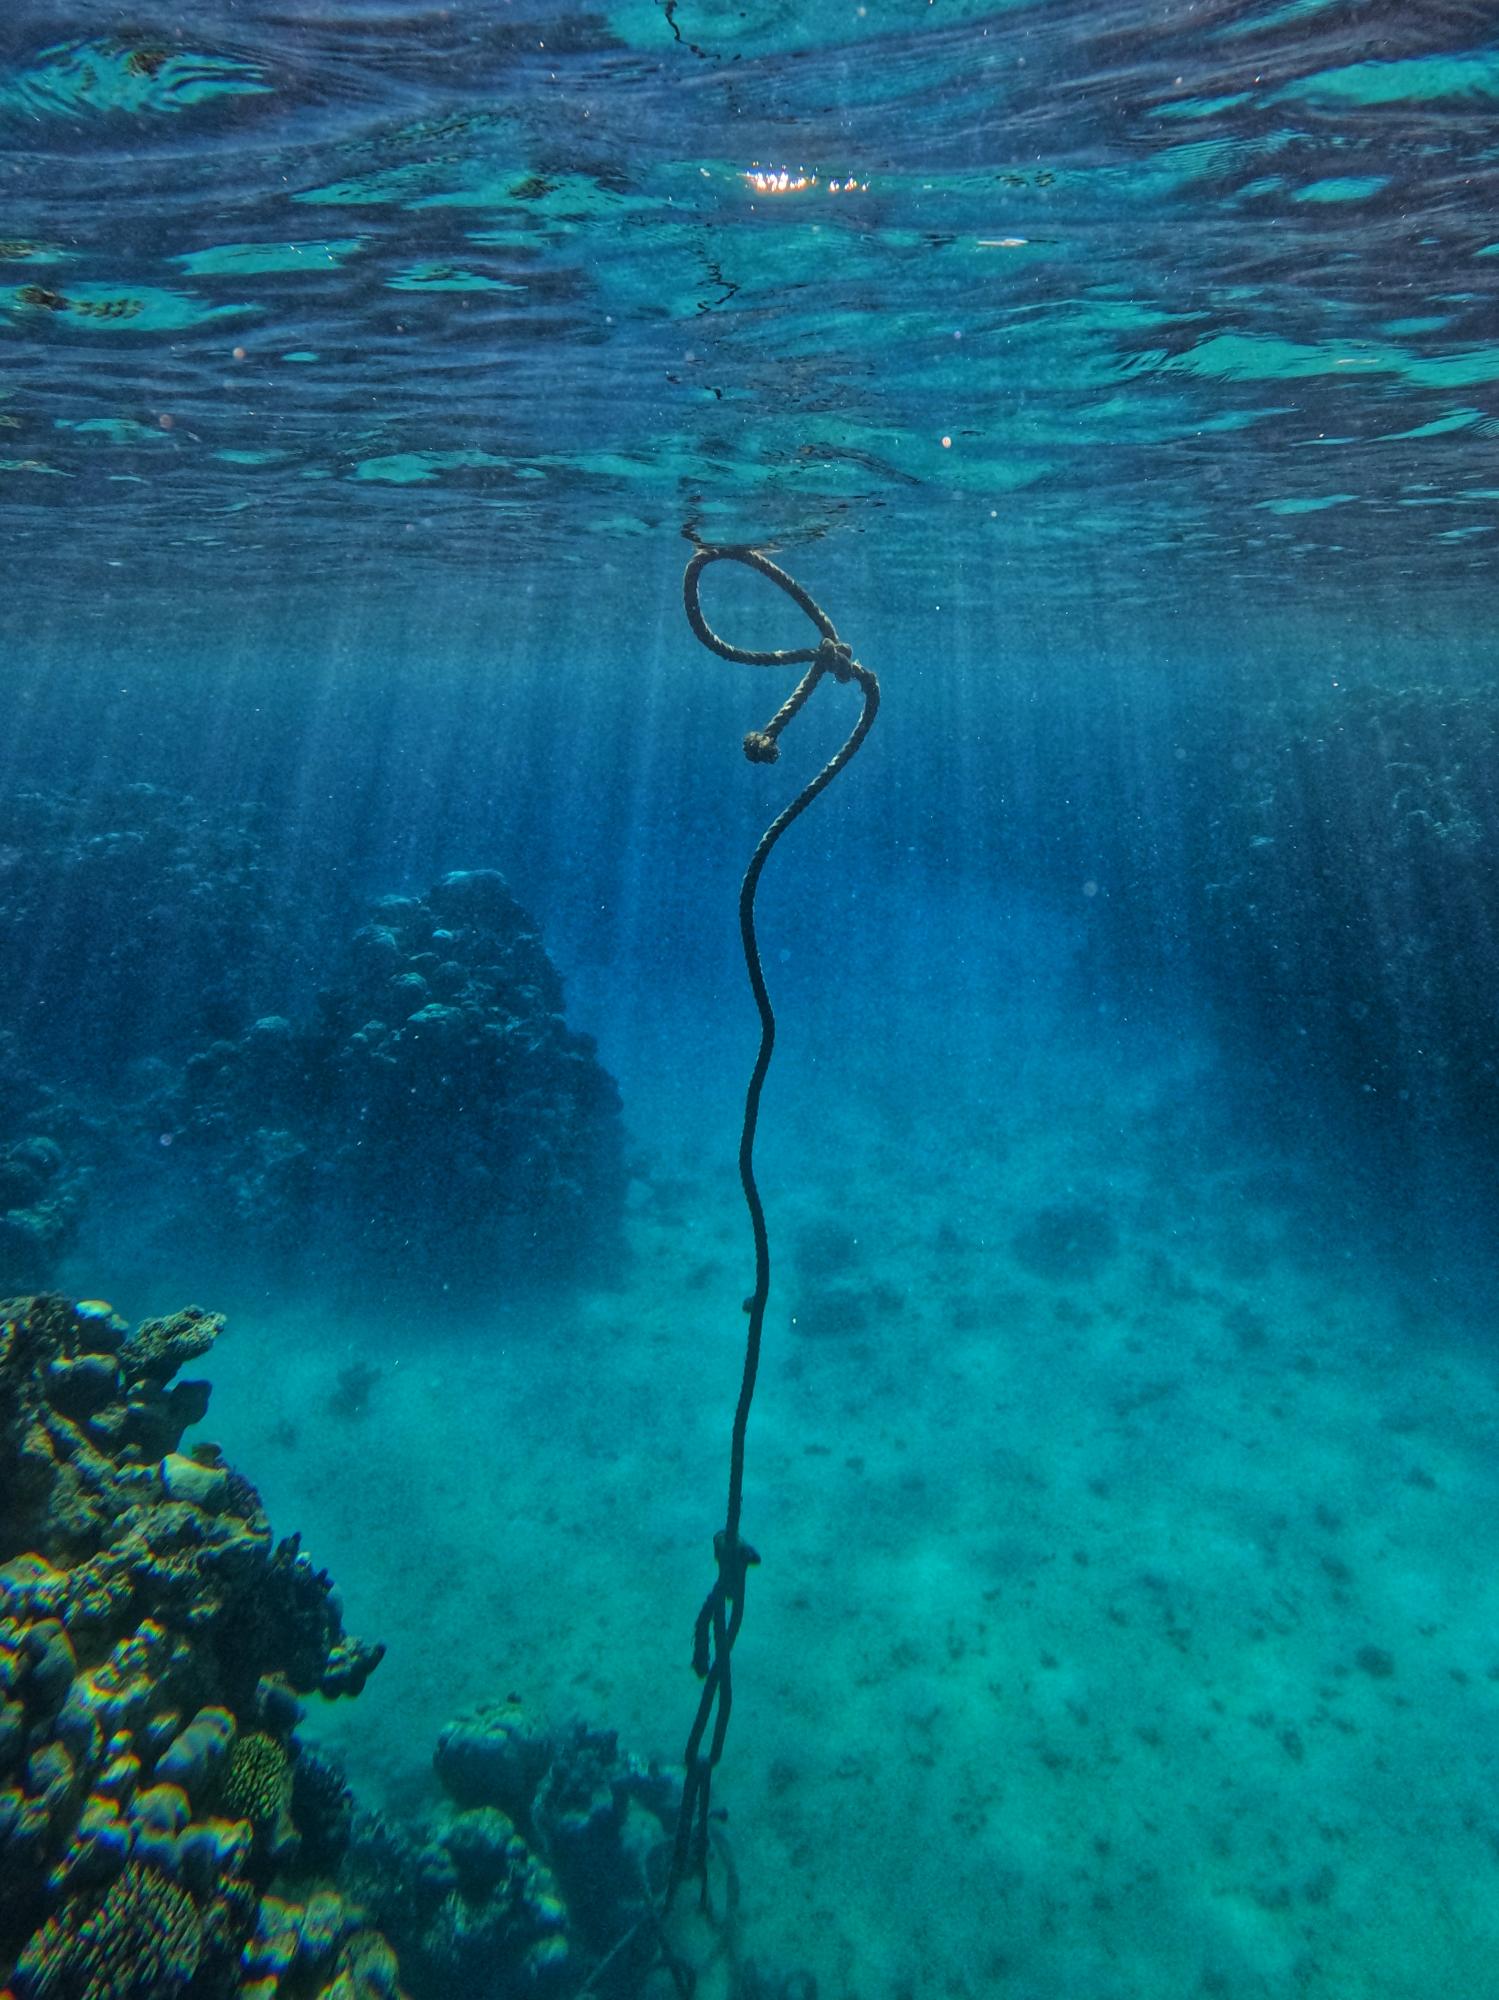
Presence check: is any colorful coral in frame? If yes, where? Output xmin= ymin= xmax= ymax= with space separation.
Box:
xmin=14 ymin=1855 xmax=204 ymax=1998
xmin=0 ymin=1291 xmax=396 ymax=2000
xmin=221 ymin=1733 xmax=296 ymax=1862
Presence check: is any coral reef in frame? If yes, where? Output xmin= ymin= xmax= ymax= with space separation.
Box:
xmin=974 ymin=671 xmax=1499 ymax=1174
xmin=0 ymin=1036 xmax=90 ymax=1296
xmin=0 ymin=783 xmax=624 ymax=1292
xmin=154 ymin=871 xmax=625 ymax=1285
xmin=0 ymin=785 xmax=293 ymax=1084
xmin=0 ymin=1138 xmax=84 ymax=1295
xmin=346 ymin=1697 xmax=681 ymax=2000
xmin=0 ymin=1292 xmax=394 ymax=2000
xmin=0 ymin=1291 xmax=814 ymax=2000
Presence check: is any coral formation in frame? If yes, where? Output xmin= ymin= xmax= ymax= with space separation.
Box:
xmin=0 ymin=1291 xmax=394 ymax=2000
xmin=221 ymin=1733 xmax=296 ymax=1862
xmin=0 ymin=776 xmax=299 ymax=1292
xmin=156 ymin=870 xmax=625 ymax=1284
xmin=14 ymin=1855 xmax=205 ymax=1997
xmin=0 ymin=783 xmax=624 ymax=1292
xmin=0 ymin=785 xmax=291 ymax=1082
xmin=974 ymin=671 xmax=1499 ymax=1181
xmin=0 ymin=1036 xmax=88 ymax=1295
xmin=347 ymin=1698 xmax=681 ymax=1999
xmin=0 ymin=1137 xmax=84 ymax=1294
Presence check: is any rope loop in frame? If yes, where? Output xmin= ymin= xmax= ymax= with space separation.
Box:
xmin=682 ymin=543 xmax=838 ymax=666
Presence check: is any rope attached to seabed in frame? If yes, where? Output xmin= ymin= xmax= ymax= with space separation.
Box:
xmin=665 ymin=545 xmax=881 ymax=1915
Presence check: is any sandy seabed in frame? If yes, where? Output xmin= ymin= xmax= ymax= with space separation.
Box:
xmin=173 ymin=1007 xmax=1499 ymax=2000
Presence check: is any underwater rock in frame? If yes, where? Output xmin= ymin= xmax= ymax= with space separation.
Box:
xmin=290 ymin=1747 xmax=356 ymax=1879
xmin=154 ymin=868 xmax=626 ymax=1289
xmin=0 ymin=821 xmax=624 ymax=1292
xmin=530 ymin=1722 xmax=657 ymax=1965
xmin=442 ymin=1806 xmax=525 ymax=1898
xmin=0 ymin=1290 xmax=398 ymax=1999
xmin=0 ymin=1287 xmax=803 ymax=1996
xmin=0 ymin=1137 xmax=82 ymax=1290
xmin=345 ymin=1805 xmax=570 ymax=1999
xmin=157 ymin=1706 xmax=237 ymax=1793
xmin=1112 ymin=678 xmax=1499 ymax=1153
xmin=161 ymin=1449 xmax=232 ymax=1511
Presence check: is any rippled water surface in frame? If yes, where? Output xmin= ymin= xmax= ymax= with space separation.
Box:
xmin=7 ymin=0 xmax=1499 ymax=612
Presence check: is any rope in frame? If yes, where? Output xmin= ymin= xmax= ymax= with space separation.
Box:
xmin=664 ymin=545 xmax=880 ymax=1916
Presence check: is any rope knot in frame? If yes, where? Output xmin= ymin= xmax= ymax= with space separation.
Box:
xmin=815 ymin=637 xmax=856 ymax=683
xmin=713 ymin=1528 xmax=761 ymax=1587
xmin=743 ymin=729 xmax=780 ymax=764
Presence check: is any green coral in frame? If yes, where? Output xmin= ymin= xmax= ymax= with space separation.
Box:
xmin=14 ymin=1859 xmax=202 ymax=1998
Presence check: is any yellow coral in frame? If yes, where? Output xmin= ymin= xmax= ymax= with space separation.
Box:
xmin=220 ymin=1730 xmax=292 ymax=1853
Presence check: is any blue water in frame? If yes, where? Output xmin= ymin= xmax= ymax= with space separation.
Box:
xmin=4 ymin=1 xmax=1499 ymax=1995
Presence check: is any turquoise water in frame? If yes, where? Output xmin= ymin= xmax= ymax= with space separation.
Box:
xmin=4 ymin=2 xmax=1499 ymax=1996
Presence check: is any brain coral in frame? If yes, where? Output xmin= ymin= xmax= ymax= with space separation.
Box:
xmin=221 ymin=1731 xmax=295 ymax=1861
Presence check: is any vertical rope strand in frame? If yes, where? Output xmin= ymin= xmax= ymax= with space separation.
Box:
xmin=665 ymin=547 xmax=880 ymax=1914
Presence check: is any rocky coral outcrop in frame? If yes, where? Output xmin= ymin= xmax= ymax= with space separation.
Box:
xmin=346 ymin=1697 xmax=679 ymax=2000
xmin=0 ymin=787 xmax=625 ymax=1292
xmin=0 ymin=1139 xmax=84 ymax=1296
xmin=0 ymin=1292 xmax=394 ymax=2000
xmin=155 ymin=871 xmax=625 ymax=1286
xmin=0 ymin=785 xmax=291 ymax=1084
xmin=0 ymin=1036 xmax=90 ymax=1296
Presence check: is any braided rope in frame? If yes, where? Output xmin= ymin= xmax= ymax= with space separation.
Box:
xmin=665 ymin=546 xmax=880 ymax=1916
